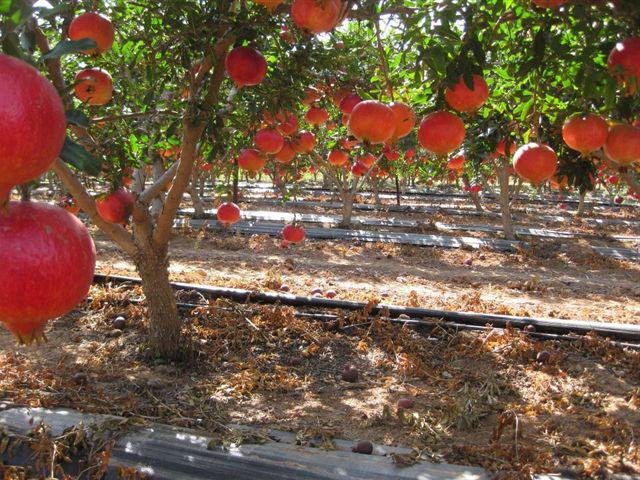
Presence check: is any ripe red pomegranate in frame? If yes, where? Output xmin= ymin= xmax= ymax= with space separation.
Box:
xmin=351 ymin=161 xmax=368 ymax=176
xmin=444 ymin=74 xmax=489 ymax=112
xmin=614 ymin=196 xmax=624 ymax=205
xmin=608 ymin=37 xmax=640 ymax=94
xmin=550 ymin=175 xmax=569 ymax=190
xmin=291 ymin=0 xmax=340 ymax=34
xmin=326 ymin=121 xmax=337 ymax=131
xmin=358 ymin=153 xmax=376 ymax=168
xmin=562 ymin=114 xmax=609 ymax=154
xmin=274 ymin=141 xmax=296 ymax=163
xmin=418 ymin=111 xmax=465 ymax=156
xmin=238 ymin=148 xmax=267 ymax=172
xmin=389 ymin=102 xmax=416 ymax=140
xmin=276 ymin=111 xmax=299 ymax=136
xmin=405 ymin=149 xmax=415 ymax=159
xmin=282 ymin=224 xmax=306 ymax=243
xmin=348 ymin=100 xmax=396 ymax=144
xmin=75 ymin=68 xmax=113 ymax=105
xmin=291 ymin=131 xmax=316 ymax=153
xmin=383 ymin=150 xmax=400 ymax=161
xmin=328 ymin=149 xmax=349 ymax=166
xmin=0 ymin=55 xmax=66 ymax=201
xmin=225 ymin=46 xmax=267 ymax=87
xmin=604 ymin=124 xmax=640 ymax=165
xmin=96 ymin=188 xmax=135 ymax=225
xmin=0 ymin=202 xmax=96 ymax=344
xmin=305 ymin=106 xmax=329 ymax=125
xmin=253 ymin=0 xmax=283 ymax=11
xmin=68 ymin=12 xmax=115 ymax=54
xmin=607 ymin=174 xmax=620 ymax=185
xmin=255 ymin=128 xmax=284 ymax=154
xmin=217 ymin=202 xmax=241 ymax=226
xmin=339 ymin=93 xmax=362 ymax=115
xmin=301 ymin=87 xmax=322 ymax=105
xmin=447 ymin=155 xmax=465 ymax=172
xmin=495 ymin=138 xmax=515 ymax=157
xmin=469 ymin=184 xmax=482 ymax=194
xmin=531 ymin=0 xmax=567 ymax=7
xmin=512 ymin=143 xmax=558 ymax=184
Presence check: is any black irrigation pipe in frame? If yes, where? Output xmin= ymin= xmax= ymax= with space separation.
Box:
xmin=94 ymin=273 xmax=640 ymax=344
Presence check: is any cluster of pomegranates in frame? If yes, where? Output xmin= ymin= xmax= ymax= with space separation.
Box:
xmin=0 ymin=53 xmax=96 ymax=344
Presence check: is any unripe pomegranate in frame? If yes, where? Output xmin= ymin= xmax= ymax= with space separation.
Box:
xmin=513 ymin=143 xmax=558 ymax=185
xmin=96 ymin=188 xmax=135 ymax=225
xmin=418 ymin=111 xmax=465 ymax=156
xmin=328 ymin=149 xmax=349 ymax=166
xmin=68 ymin=12 xmax=115 ymax=55
xmin=291 ymin=0 xmax=341 ymax=34
xmin=339 ymin=93 xmax=362 ymax=115
xmin=255 ymin=128 xmax=284 ymax=154
xmin=562 ymin=114 xmax=609 ymax=154
xmin=225 ymin=46 xmax=267 ymax=87
xmin=0 ymin=55 xmax=66 ymax=201
xmin=291 ymin=131 xmax=316 ymax=153
xmin=389 ymin=102 xmax=416 ymax=140
xmin=274 ymin=141 xmax=296 ymax=164
xmin=238 ymin=149 xmax=267 ymax=172
xmin=0 ymin=202 xmax=96 ymax=344
xmin=75 ymin=68 xmax=113 ymax=105
xmin=282 ymin=224 xmax=306 ymax=243
xmin=444 ymin=74 xmax=489 ymax=112
xmin=217 ymin=202 xmax=241 ymax=226
xmin=608 ymin=36 xmax=640 ymax=94
xmin=351 ymin=161 xmax=368 ymax=176
xmin=305 ymin=106 xmax=329 ymax=126
xmin=348 ymin=100 xmax=396 ymax=144
xmin=359 ymin=152 xmax=376 ymax=168
xmin=604 ymin=124 xmax=640 ymax=165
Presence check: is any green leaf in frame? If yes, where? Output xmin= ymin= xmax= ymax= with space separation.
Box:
xmin=59 ymin=138 xmax=103 ymax=176
xmin=41 ymin=39 xmax=97 ymax=61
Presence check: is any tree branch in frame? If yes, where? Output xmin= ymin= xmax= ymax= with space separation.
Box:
xmin=139 ymin=160 xmax=180 ymax=203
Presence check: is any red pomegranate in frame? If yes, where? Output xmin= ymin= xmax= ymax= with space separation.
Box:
xmin=604 ymin=124 xmax=640 ymax=165
xmin=328 ymin=149 xmax=349 ymax=166
xmin=358 ymin=152 xmax=376 ymax=168
xmin=0 ymin=202 xmax=96 ymax=344
xmin=253 ymin=0 xmax=283 ymax=11
xmin=217 ymin=202 xmax=241 ymax=226
xmin=418 ymin=111 xmax=465 ymax=156
xmin=326 ymin=121 xmax=337 ymax=131
xmin=75 ymin=68 xmax=113 ymax=105
xmin=469 ymin=184 xmax=482 ymax=194
xmin=292 ymin=131 xmax=316 ymax=153
xmin=348 ymin=100 xmax=396 ymax=144
xmin=383 ymin=150 xmax=400 ymax=161
xmin=225 ymin=46 xmax=267 ymax=87
xmin=444 ymin=74 xmax=489 ymax=112
xmin=282 ymin=224 xmax=306 ymax=243
xmin=562 ymin=114 xmax=609 ymax=154
xmin=305 ymin=106 xmax=329 ymax=125
xmin=96 ymin=188 xmax=135 ymax=225
xmin=276 ymin=111 xmax=299 ymax=136
xmin=512 ymin=143 xmax=558 ymax=184
xmin=607 ymin=175 xmax=620 ymax=185
xmin=351 ymin=161 xmax=368 ymax=176
xmin=495 ymin=138 xmax=515 ymax=157
xmin=255 ymin=128 xmax=284 ymax=154
xmin=447 ymin=155 xmax=465 ymax=172
xmin=238 ymin=148 xmax=267 ymax=172
xmin=0 ymin=55 xmax=66 ymax=201
xmin=550 ymin=175 xmax=569 ymax=190
xmin=68 ymin=12 xmax=115 ymax=54
xmin=531 ymin=0 xmax=567 ymax=7
xmin=339 ymin=93 xmax=362 ymax=115
xmin=274 ymin=141 xmax=296 ymax=163
xmin=301 ymin=87 xmax=322 ymax=105
xmin=291 ymin=0 xmax=341 ymax=34
xmin=389 ymin=102 xmax=416 ymax=140
xmin=608 ymin=37 xmax=640 ymax=94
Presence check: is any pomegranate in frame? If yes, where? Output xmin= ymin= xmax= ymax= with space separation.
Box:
xmin=0 ymin=202 xmax=96 ymax=344
xmin=512 ymin=143 xmax=558 ymax=184
xmin=351 ymin=161 xmax=368 ymax=176
xmin=217 ymin=202 xmax=241 ymax=226
xmin=301 ymin=87 xmax=322 ymax=105
xmin=405 ymin=149 xmax=415 ymax=159
xmin=282 ymin=224 xmax=306 ymax=243
xmin=291 ymin=0 xmax=340 ymax=34
xmin=418 ymin=111 xmax=465 ymax=156
xmin=276 ymin=111 xmax=299 ymax=136
xmin=358 ymin=152 xmax=376 ymax=168
xmin=447 ymin=155 xmax=465 ymax=172
xmin=253 ymin=0 xmax=283 ymax=10
xmin=469 ymin=184 xmax=482 ymax=194
xmin=274 ymin=141 xmax=296 ymax=163
xmin=328 ymin=149 xmax=349 ymax=166
xmin=68 ymin=12 xmax=115 ymax=54
xmin=348 ymin=100 xmax=396 ymax=144
xmin=383 ymin=150 xmax=400 ymax=161
xmin=0 ymin=55 xmax=66 ymax=202
xmin=339 ymin=93 xmax=362 ymax=115
xmin=291 ymin=131 xmax=316 ymax=153
xmin=225 ymin=46 xmax=267 ymax=87
xmin=495 ymin=138 xmax=515 ymax=157
xmin=532 ymin=0 xmax=567 ymax=7
xmin=255 ymin=128 xmax=284 ymax=154
xmin=389 ymin=102 xmax=416 ymax=140
xmin=444 ymin=74 xmax=489 ymax=112
xmin=305 ymin=106 xmax=329 ymax=125
xmin=75 ymin=68 xmax=113 ymax=105
xmin=604 ymin=124 xmax=640 ymax=165
xmin=550 ymin=175 xmax=569 ymax=190
xmin=608 ymin=37 xmax=640 ymax=94
xmin=562 ymin=114 xmax=609 ymax=154
xmin=238 ymin=148 xmax=267 ymax=172
xmin=96 ymin=188 xmax=135 ymax=225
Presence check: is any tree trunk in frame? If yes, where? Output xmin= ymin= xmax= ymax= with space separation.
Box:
xmin=135 ymin=246 xmax=182 ymax=360
xmin=576 ymin=191 xmax=586 ymax=217
xmin=395 ymin=175 xmax=401 ymax=206
xmin=341 ymin=190 xmax=354 ymax=227
xmin=150 ymin=157 xmax=166 ymax=218
xmin=470 ymin=192 xmax=483 ymax=212
xmin=497 ymin=163 xmax=515 ymax=240
xmin=189 ymin=171 xmax=206 ymax=219
xmin=372 ymin=180 xmax=381 ymax=207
